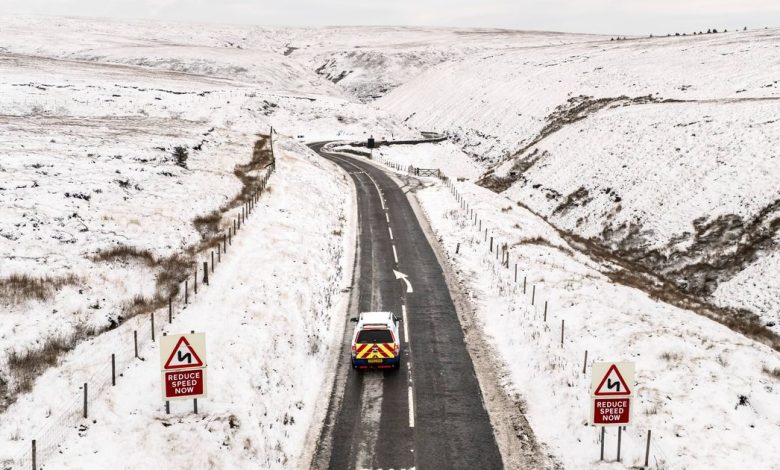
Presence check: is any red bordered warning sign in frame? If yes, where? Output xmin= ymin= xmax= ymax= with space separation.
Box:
xmin=163 ymin=336 xmax=204 ymax=369
xmin=590 ymin=362 xmax=635 ymax=426
xmin=160 ymin=333 xmax=207 ymax=400
xmin=593 ymin=364 xmax=632 ymax=396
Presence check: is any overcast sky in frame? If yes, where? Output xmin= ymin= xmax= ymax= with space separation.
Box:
xmin=2 ymin=0 xmax=779 ymax=35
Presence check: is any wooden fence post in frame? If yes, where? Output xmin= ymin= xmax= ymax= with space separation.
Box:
xmin=151 ymin=312 xmax=155 ymax=342
xmin=203 ymin=261 xmax=208 ymax=285
xmin=111 ymin=353 xmax=116 ymax=386
xmin=523 ymin=276 xmax=527 ymax=294
xmin=561 ymin=320 xmax=565 ymax=346
xmin=490 ymin=237 xmax=493 ymax=252
xmin=211 ymin=251 xmax=215 ymax=272
xmin=83 ymin=382 xmax=88 ymax=419
xmin=32 ymin=440 xmax=36 ymax=470
xmin=169 ymin=296 xmax=172 ymax=323
xmin=544 ymin=301 xmax=548 ymax=321
xmin=134 ymin=330 xmax=138 ymax=358
xmin=617 ymin=426 xmax=622 ymax=462
xmin=645 ymin=430 xmax=652 ymax=467
xmin=583 ymin=350 xmax=588 ymax=374
xmin=531 ymin=285 xmax=536 ymax=305
xmin=185 ymin=280 xmax=189 ymax=304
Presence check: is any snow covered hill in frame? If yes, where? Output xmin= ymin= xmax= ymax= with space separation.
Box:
xmin=1 ymin=14 xmax=779 ymax=470
xmin=379 ymin=29 xmax=780 ymax=335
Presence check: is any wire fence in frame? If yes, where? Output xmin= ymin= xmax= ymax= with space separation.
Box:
xmin=6 ymin=132 xmax=277 ymax=470
xmin=369 ymin=151 xmax=675 ymax=469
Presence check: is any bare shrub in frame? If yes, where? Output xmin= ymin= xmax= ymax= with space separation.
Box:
xmin=173 ymin=146 xmax=189 ymax=168
xmin=660 ymin=351 xmax=683 ymax=362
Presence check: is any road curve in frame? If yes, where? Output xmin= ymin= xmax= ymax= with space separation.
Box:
xmin=309 ymin=142 xmax=503 ymax=470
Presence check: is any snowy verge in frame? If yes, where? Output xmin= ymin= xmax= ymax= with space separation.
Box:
xmin=0 ymin=138 xmax=354 ymax=469
xmin=414 ymin=179 xmax=780 ymax=469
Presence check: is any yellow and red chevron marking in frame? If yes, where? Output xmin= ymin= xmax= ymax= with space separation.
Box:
xmin=355 ymin=343 xmax=395 ymax=359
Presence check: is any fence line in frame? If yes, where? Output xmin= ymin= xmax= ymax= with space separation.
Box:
xmin=8 ymin=129 xmax=278 ymax=469
xmin=375 ymin=154 xmax=674 ymax=469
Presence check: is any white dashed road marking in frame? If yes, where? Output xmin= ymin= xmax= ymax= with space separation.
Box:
xmin=402 ymin=304 xmax=409 ymax=343
xmin=408 ymin=386 xmax=415 ymax=428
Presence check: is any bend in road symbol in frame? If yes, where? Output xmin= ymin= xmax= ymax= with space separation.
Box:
xmin=164 ymin=336 xmax=204 ymax=369
xmin=594 ymin=364 xmax=631 ymax=396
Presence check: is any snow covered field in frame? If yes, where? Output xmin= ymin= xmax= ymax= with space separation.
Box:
xmin=2 ymin=13 xmax=779 ymax=470
xmin=410 ymin=171 xmax=780 ymax=469
xmin=0 ymin=139 xmax=355 ymax=468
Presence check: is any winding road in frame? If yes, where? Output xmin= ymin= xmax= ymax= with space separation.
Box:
xmin=309 ymin=143 xmax=503 ymax=470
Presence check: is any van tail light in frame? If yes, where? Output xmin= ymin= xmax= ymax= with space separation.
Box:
xmin=394 ymin=343 xmax=400 ymax=354
xmin=351 ymin=345 xmax=357 ymax=357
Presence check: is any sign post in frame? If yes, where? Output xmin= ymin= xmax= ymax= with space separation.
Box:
xmin=160 ymin=333 xmax=207 ymax=404
xmin=590 ymin=362 xmax=635 ymax=461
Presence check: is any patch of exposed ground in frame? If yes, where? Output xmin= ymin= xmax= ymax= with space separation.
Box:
xmin=0 ymin=136 xmax=275 ymax=412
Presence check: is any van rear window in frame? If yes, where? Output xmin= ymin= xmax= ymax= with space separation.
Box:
xmin=357 ymin=329 xmax=393 ymax=343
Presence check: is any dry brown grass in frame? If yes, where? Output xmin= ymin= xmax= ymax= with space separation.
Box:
xmin=660 ymin=351 xmax=683 ymax=362
xmin=193 ymin=210 xmax=222 ymax=240
xmin=763 ymin=365 xmax=780 ymax=380
xmin=7 ymin=324 xmax=95 ymax=396
xmin=0 ymin=274 xmax=79 ymax=304
xmin=93 ymin=245 xmax=156 ymax=265
xmin=2 ymin=137 xmax=276 ymax=410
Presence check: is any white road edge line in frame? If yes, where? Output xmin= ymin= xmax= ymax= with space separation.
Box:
xmin=408 ymin=386 xmax=415 ymax=428
xmin=386 ymin=213 xmax=390 ymax=223
xmin=388 ymin=227 xmax=394 ymax=240
xmin=393 ymin=245 xmax=399 ymax=264
xmin=402 ymin=304 xmax=409 ymax=343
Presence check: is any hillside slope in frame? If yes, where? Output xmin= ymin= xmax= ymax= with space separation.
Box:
xmin=380 ymin=29 xmax=780 ymax=334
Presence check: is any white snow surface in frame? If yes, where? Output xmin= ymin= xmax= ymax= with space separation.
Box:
xmin=414 ymin=177 xmax=780 ymax=469
xmin=1 ymin=139 xmax=355 ymax=469
xmin=378 ymin=28 xmax=780 ymax=332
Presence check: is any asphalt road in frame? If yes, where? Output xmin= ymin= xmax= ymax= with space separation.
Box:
xmin=309 ymin=142 xmax=503 ymax=470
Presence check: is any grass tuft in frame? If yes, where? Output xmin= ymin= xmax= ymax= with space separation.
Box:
xmin=0 ymin=274 xmax=79 ymax=304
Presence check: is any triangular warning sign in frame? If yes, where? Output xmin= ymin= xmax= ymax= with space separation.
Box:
xmin=594 ymin=364 xmax=631 ymax=396
xmin=164 ymin=336 xmax=204 ymax=369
